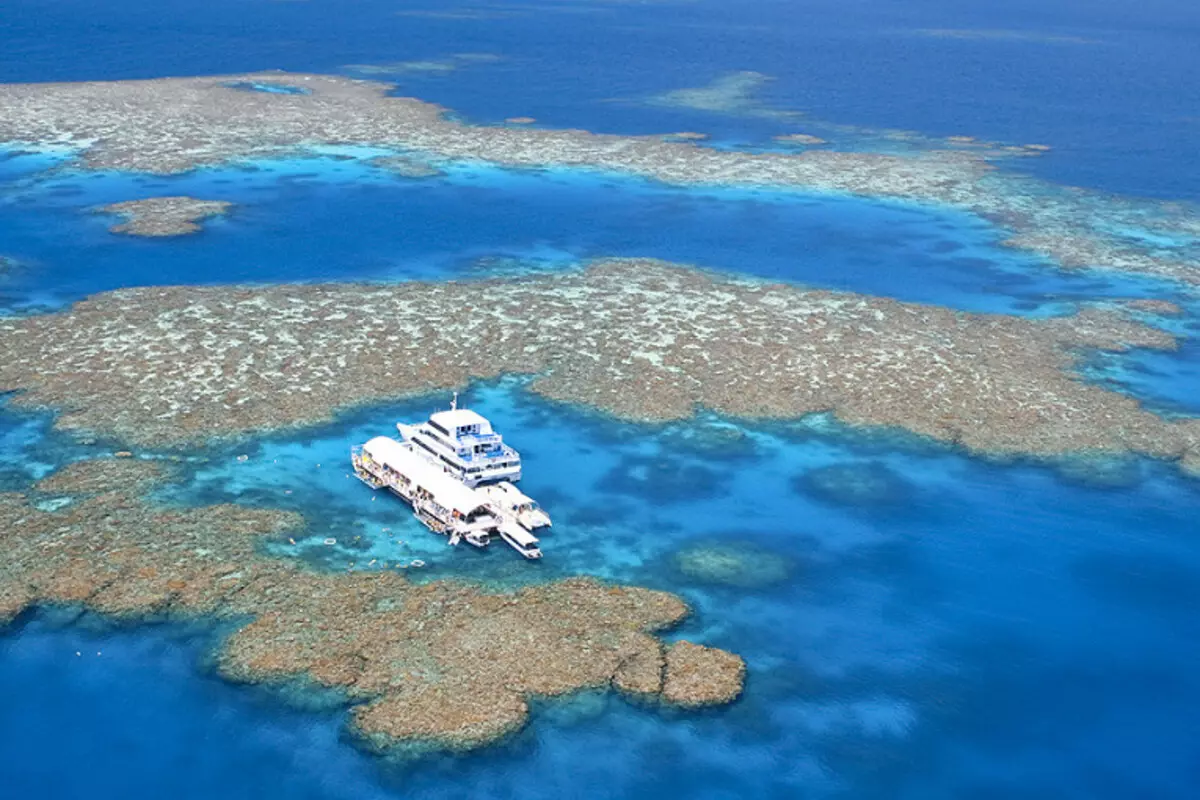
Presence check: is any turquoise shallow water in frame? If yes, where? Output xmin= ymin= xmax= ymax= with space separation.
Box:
xmin=2 ymin=0 xmax=1199 ymax=796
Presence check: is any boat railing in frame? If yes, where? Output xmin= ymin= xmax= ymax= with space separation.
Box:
xmin=463 ymin=445 xmax=519 ymax=465
xmin=457 ymin=432 xmax=502 ymax=446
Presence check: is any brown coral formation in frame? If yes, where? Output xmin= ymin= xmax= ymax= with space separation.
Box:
xmin=662 ymin=641 xmax=746 ymax=707
xmin=1001 ymin=229 xmax=1198 ymax=286
xmin=368 ymin=154 xmax=445 ymax=178
xmin=97 ymin=196 xmax=232 ymax=237
xmin=0 ymin=459 xmax=742 ymax=749
xmin=0 ymin=258 xmax=1195 ymax=467
xmin=674 ymin=542 xmax=792 ymax=588
xmin=774 ymin=133 xmax=827 ymax=146
xmin=0 ymin=72 xmax=1194 ymax=285
xmin=32 ymin=456 xmax=166 ymax=496
xmin=1121 ymin=299 xmax=1184 ymax=316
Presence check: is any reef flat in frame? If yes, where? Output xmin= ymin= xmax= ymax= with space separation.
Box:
xmin=96 ymin=197 xmax=232 ymax=237
xmin=1184 ymin=451 xmax=1200 ymax=479
xmin=367 ymin=154 xmax=445 ymax=179
xmin=774 ymin=133 xmax=827 ymax=146
xmin=0 ymin=459 xmax=743 ymax=750
xmin=0 ymin=258 xmax=1195 ymax=467
xmin=0 ymin=73 xmax=1195 ymax=286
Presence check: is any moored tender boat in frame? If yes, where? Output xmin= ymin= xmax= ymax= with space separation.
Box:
xmin=479 ymin=481 xmax=552 ymax=531
xmin=495 ymin=519 xmax=542 ymax=560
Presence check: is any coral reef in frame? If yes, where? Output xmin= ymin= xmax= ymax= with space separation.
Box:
xmin=645 ymin=71 xmax=799 ymax=120
xmin=0 ymin=72 xmax=1194 ymax=285
xmin=1182 ymin=451 xmax=1200 ymax=479
xmin=368 ymin=154 xmax=445 ymax=178
xmin=659 ymin=422 xmax=760 ymax=460
xmin=343 ymin=53 xmax=503 ymax=78
xmin=343 ymin=60 xmax=458 ymax=75
xmin=97 ymin=197 xmax=232 ymax=237
xmin=1053 ymin=452 xmax=1144 ymax=489
xmin=600 ymin=455 xmax=725 ymax=503
xmin=673 ymin=541 xmax=792 ymax=588
xmin=999 ymin=229 xmax=1197 ymax=286
xmin=793 ymin=463 xmax=913 ymax=509
xmin=1123 ymin=299 xmax=1184 ymax=316
xmin=774 ymin=133 xmax=827 ymax=146
xmin=662 ymin=641 xmax=746 ymax=707
xmin=0 ymin=459 xmax=743 ymax=749
xmin=0 ymin=258 xmax=1195 ymax=469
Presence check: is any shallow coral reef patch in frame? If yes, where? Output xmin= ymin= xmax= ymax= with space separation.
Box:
xmin=0 ymin=460 xmax=745 ymax=751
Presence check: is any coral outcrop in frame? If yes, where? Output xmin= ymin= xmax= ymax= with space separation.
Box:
xmin=673 ymin=541 xmax=792 ymax=588
xmin=97 ymin=197 xmax=231 ymax=237
xmin=0 ymin=459 xmax=743 ymax=749
xmin=662 ymin=641 xmax=746 ymax=707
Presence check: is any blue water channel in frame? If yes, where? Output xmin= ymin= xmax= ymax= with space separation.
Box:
xmin=0 ymin=153 xmax=1174 ymax=315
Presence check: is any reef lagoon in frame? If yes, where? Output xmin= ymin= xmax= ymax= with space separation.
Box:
xmin=2 ymin=0 xmax=1199 ymax=797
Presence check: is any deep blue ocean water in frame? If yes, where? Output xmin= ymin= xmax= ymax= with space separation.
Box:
xmin=1 ymin=0 xmax=1198 ymax=797
xmin=0 ymin=152 xmax=1172 ymax=314
xmin=3 ymin=0 xmax=1198 ymax=200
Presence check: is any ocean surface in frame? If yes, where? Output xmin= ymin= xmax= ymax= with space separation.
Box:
xmin=1 ymin=0 xmax=1199 ymax=797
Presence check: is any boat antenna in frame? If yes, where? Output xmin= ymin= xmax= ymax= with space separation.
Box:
xmin=451 ymin=391 xmax=458 ymax=411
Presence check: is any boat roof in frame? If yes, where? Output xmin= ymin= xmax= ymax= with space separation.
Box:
xmin=429 ymin=408 xmax=493 ymax=433
xmin=498 ymin=520 xmax=540 ymax=547
xmin=493 ymin=482 xmax=535 ymax=505
xmin=362 ymin=436 xmax=490 ymax=513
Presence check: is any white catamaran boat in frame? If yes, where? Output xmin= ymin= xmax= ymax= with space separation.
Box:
xmin=350 ymin=396 xmax=551 ymax=560
xmin=395 ymin=393 xmax=521 ymax=488
xmin=352 ymin=436 xmax=501 ymax=549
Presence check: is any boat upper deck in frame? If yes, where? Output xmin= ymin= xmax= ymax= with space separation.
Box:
xmin=429 ymin=408 xmax=492 ymax=435
xmin=414 ymin=408 xmax=519 ymax=464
